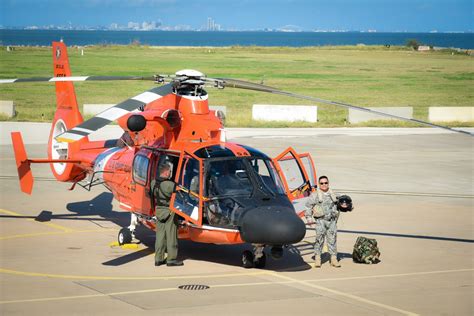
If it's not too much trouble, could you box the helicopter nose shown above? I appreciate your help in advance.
[239,207,306,245]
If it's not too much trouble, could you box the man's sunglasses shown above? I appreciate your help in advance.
[319,182,328,185]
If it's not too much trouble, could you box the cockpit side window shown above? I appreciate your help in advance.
[132,154,149,185]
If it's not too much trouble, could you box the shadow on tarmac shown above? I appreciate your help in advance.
[66,192,130,228]
[103,228,312,271]
[0,192,129,227]
[305,226,473,244]
[13,192,471,271]
[338,229,474,244]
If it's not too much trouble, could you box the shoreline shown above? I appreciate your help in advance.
[1,44,471,52]
[1,30,473,49]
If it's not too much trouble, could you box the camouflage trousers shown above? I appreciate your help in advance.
[314,218,338,256]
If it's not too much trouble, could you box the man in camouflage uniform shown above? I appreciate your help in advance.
[153,163,183,267]
[305,175,341,268]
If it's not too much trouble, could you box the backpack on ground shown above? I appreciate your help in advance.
[352,236,380,264]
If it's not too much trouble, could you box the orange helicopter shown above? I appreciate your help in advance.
[5,42,472,268]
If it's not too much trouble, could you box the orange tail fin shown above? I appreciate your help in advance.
[48,41,87,182]
[52,41,82,117]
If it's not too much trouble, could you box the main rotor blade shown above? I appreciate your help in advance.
[0,76,155,84]
[56,83,174,143]
[216,77,473,137]
[207,77,278,92]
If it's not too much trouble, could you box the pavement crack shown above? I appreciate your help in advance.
[73,281,146,311]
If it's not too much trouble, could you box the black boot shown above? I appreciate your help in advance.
[167,260,184,266]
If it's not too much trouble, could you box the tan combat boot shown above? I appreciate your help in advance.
[330,255,341,268]
[314,255,321,268]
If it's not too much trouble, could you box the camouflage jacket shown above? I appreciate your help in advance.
[305,188,339,221]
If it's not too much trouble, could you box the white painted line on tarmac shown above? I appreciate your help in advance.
[308,268,474,283]
[0,267,269,281]
[0,278,289,305]
[270,272,419,316]
[1,268,472,306]
[0,229,114,241]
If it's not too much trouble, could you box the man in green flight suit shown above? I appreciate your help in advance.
[153,162,183,267]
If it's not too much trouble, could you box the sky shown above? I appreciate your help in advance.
[1,0,472,32]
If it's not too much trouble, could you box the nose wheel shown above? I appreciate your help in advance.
[241,245,266,269]
[242,250,254,268]
[118,213,139,245]
[118,227,132,245]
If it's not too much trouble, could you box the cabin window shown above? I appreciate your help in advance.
[277,155,305,191]
[132,155,149,185]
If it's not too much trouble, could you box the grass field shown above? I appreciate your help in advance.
[0,45,472,127]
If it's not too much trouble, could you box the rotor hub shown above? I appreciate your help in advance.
[175,69,205,78]
[173,69,208,97]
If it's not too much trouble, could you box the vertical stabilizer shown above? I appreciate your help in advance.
[48,41,87,182]
[52,41,82,119]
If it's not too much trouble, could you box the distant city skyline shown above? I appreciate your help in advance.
[1,0,472,32]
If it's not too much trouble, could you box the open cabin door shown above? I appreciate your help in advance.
[169,151,203,225]
[298,152,317,188]
[272,147,314,215]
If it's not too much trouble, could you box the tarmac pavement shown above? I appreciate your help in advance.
[0,127,473,315]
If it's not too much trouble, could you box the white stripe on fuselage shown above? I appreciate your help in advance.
[93,147,122,176]
[72,127,94,134]
[188,224,239,233]
[57,132,84,141]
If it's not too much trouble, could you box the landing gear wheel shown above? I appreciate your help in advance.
[254,252,266,269]
[242,250,254,269]
[118,228,132,245]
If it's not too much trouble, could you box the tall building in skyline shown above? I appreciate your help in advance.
[207,17,220,31]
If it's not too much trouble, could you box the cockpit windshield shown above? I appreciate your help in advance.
[204,157,286,228]
[206,157,285,198]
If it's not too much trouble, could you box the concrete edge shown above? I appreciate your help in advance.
[1,122,473,145]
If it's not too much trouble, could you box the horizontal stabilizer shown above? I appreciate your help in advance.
[11,132,83,194]
[11,132,33,194]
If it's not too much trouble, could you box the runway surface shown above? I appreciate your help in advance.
[0,128,473,315]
